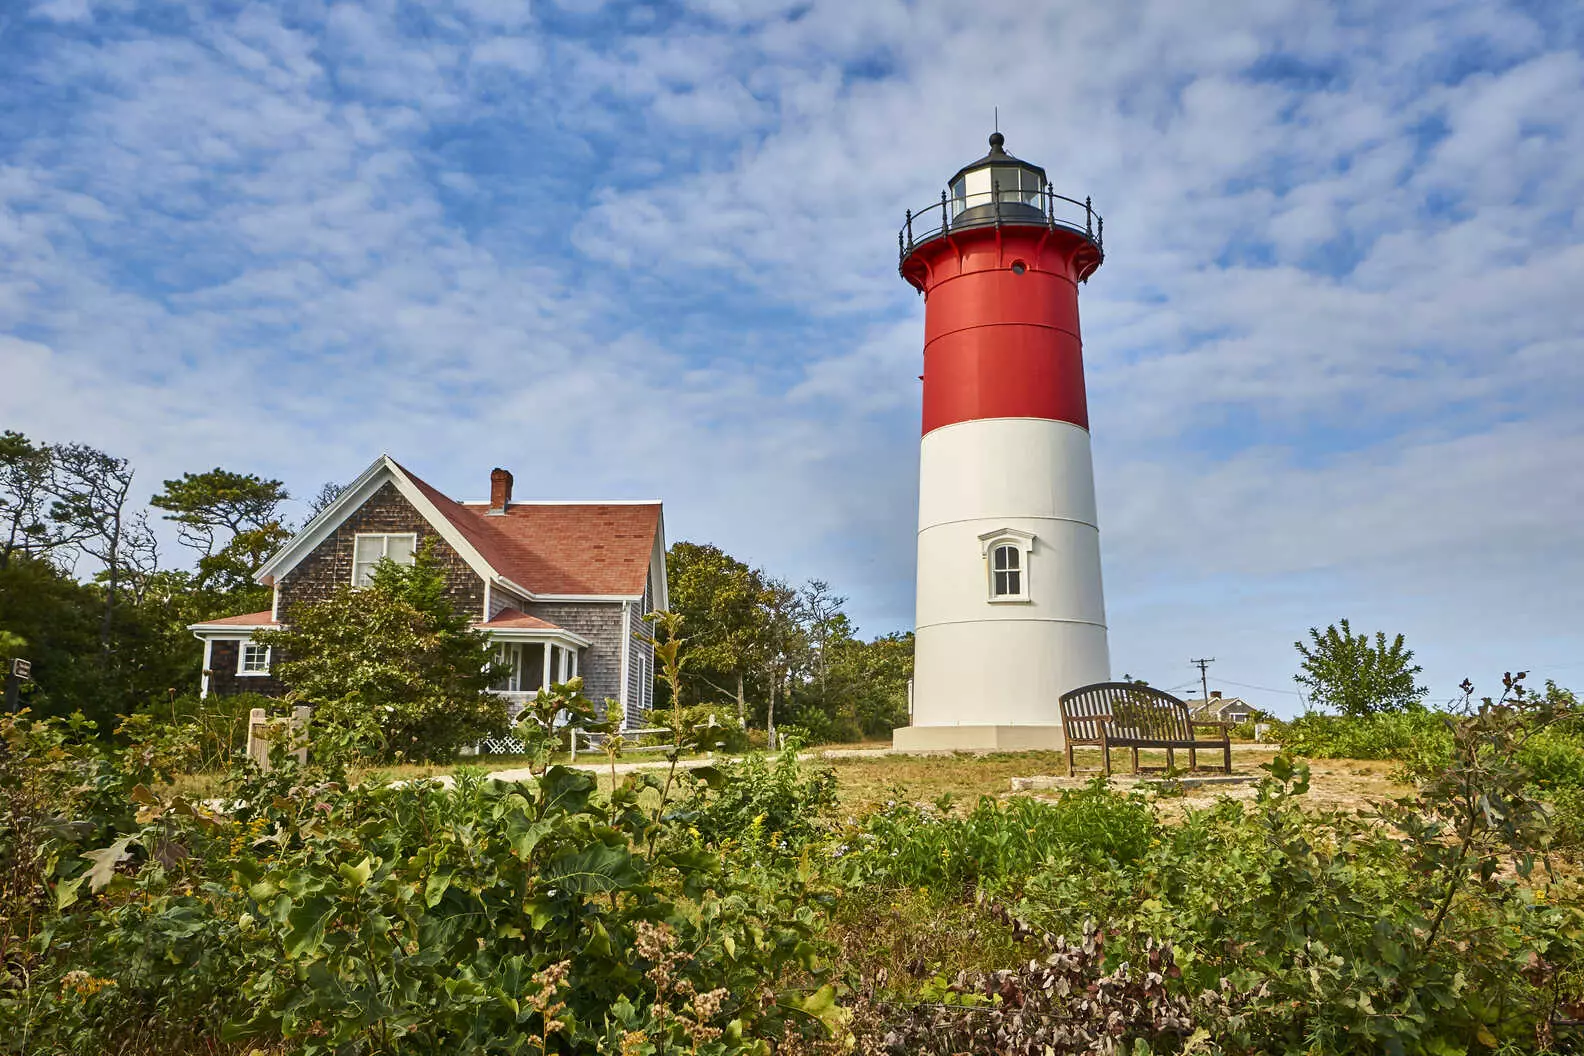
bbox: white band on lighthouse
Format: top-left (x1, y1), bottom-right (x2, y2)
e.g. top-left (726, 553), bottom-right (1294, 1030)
top-left (898, 416), bottom-right (1110, 750)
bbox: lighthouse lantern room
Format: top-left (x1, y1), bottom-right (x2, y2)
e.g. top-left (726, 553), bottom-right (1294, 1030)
top-left (894, 133), bottom-right (1110, 753)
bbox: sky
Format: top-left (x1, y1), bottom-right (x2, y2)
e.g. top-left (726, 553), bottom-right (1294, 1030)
top-left (1, 0), bottom-right (1582, 716)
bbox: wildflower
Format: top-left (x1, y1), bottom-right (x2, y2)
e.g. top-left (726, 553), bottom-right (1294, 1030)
top-left (59, 970), bottom-right (115, 997)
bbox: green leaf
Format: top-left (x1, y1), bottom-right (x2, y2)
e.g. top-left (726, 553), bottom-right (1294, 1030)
top-left (338, 856), bottom-right (373, 888)
top-left (584, 920), bottom-right (612, 958)
top-left (55, 875), bottom-right (84, 910)
top-left (690, 765), bottom-right (726, 790)
top-left (505, 815), bottom-right (553, 860)
top-left (787, 984), bottom-right (845, 1031)
top-left (423, 870), bottom-right (452, 908)
top-left (542, 845), bottom-right (640, 895)
top-left (524, 897), bottom-right (555, 930)
top-left (284, 896), bottom-right (336, 959)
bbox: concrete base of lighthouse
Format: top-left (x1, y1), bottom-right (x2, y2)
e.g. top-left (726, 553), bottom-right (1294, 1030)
top-left (892, 723), bottom-right (1067, 754)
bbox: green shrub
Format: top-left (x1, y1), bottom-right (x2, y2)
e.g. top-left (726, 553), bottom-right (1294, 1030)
top-left (675, 745), bottom-right (837, 855)
top-left (169, 690), bottom-right (269, 769)
top-left (1274, 706), bottom-right (1452, 768)
top-left (1, 713), bottom-right (842, 1055)
top-left (253, 546), bottom-right (510, 761)
top-left (1518, 726), bottom-right (1584, 790)
top-left (1015, 741), bottom-right (1584, 1053)
top-left (1512, 726), bottom-right (1584, 848)
top-left (672, 703), bottom-right (750, 754)
top-left (833, 783), bottom-right (1156, 897)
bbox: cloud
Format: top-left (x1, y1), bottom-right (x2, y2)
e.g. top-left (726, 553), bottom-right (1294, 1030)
top-left (2, 0), bottom-right (1582, 714)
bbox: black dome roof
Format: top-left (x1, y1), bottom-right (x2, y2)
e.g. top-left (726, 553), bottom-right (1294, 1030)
top-left (949, 131), bottom-right (1048, 187)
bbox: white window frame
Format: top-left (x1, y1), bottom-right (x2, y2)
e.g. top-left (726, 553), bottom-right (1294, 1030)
top-left (238, 641), bottom-right (272, 676)
top-left (978, 528), bottom-right (1035, 604)
top-left (351, 532), bottom-right (418, 587)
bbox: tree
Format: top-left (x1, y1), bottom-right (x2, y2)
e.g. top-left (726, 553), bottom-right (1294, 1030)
top-left (0, 432), bottom-right (84, 569)
top-left (1294, 618), bottom-right (1428, 717)
top-left (150, 468), bottom-right (291, 594)
top-left (799, 578), bottom-right (851, 708)
top-left (664, 542), bottom-right (770, 725)
top-left (757, 577), bottom-right (807, 748)
top-left (253, 543), bottom-right (508, 760)
top-left (0, 556), bottom-right (116, 726)
top-left (306, 481), bottom-right (345, 521)
top-left (48, 443), bottom-right (139, 669)
top-left (825, 631), bottom-right (913, 739)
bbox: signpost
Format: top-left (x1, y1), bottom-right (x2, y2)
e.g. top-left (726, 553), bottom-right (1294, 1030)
top-left (5, 657), bottom-right (31, 713)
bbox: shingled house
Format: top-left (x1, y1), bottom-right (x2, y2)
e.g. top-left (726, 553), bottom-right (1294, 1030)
top-left (187, 455), bottom-right (665, 731)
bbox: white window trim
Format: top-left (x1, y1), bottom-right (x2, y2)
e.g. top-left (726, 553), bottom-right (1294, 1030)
top-left (978, 528), bottom-right (1036, 604)
top-left (351, 532), bottom-right (418, 587)
top-left (237, 641), bottom-right (272, 676)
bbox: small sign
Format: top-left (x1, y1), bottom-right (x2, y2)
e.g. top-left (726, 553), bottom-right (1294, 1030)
top-left (11, 658), bottom-right (30, 681)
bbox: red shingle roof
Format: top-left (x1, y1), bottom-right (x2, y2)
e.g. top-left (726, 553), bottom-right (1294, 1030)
top-left (396, 462), bottom-right (660, 597)
top-left (476, 608), bottom-right (566, 632)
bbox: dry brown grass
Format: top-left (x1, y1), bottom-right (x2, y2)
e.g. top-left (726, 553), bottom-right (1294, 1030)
top-left (1134, 757), bottom-right (1411, 821)
top-left (167, 743), bottom-right (1410, 825)
top-left (814, 746), bottom-right (1292, 815)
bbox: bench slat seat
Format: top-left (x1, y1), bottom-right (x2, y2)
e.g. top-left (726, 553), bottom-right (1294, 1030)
top-left (1057, 682), bottom-right (1232, 777)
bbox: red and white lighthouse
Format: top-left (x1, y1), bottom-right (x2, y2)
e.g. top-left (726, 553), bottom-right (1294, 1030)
top-left (893, 132), bottom-right (1109, 752)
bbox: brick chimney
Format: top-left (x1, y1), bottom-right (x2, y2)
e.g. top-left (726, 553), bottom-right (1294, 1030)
top-left (489, 468), bottom-right (513, 514)
top-left (1210, 690), bottom-right (1222, 699)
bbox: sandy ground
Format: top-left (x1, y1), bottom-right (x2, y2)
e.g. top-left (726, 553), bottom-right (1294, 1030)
top-left (391, 743), bottom-right (1404, 820)
top-left (1014, 756), bottom-right (1410, 820)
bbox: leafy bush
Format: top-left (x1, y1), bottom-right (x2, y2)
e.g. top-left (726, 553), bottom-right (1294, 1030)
top-left (850, 909), bottom-right (1216, 1056)
top-left (1016, 732), bottom-right (1584, 1053)
top-left (676, 746), bottom-right (837, 855)
top-left (833, 784), bottom-right (1155, 897)
top-left (1294, 618), bottom-right (1427, 717)
top-left (254, 545), bottom-right (509, 761)
top-left (163, 689), bottom-right (271, 770)
top-left (672, 703), bottom-right (750, 754)
top-left (1274, 706), bottom-right (1452, 767)
top-left (1, 713), bottom-right (844, 1055)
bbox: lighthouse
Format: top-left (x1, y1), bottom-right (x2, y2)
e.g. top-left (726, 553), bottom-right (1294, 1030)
top-left (893, 132), bottom-right (1110, 752)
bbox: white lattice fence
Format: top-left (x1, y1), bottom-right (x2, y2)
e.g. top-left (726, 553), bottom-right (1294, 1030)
top-left (478, 702), bottom-right (528, 755)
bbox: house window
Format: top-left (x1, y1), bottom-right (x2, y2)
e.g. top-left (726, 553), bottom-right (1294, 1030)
top-left (352, 533), bottom-right (416, 587)
top-left (239, 642), bottom-right (271, 675)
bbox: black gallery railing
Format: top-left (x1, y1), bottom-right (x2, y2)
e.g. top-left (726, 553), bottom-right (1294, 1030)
top-left (899, 184), bottom-right (1104, 267)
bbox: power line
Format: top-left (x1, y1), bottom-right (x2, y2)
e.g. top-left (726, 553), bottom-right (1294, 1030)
top-left (1214, 676), bottom-right (1305, 698)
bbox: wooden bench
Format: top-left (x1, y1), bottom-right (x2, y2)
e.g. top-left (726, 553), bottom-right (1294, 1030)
top-left (1057, 682), bottom-right (1233, 777)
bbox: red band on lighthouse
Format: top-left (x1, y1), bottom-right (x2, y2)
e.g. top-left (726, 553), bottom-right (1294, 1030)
top-left (905, 225), bottom-right (1095, 435)
top-left (923, 323), bottom-right (1088, 432)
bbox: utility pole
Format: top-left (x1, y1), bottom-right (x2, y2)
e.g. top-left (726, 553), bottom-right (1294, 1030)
top-left (1190, 658), bottom-right (1214, 704)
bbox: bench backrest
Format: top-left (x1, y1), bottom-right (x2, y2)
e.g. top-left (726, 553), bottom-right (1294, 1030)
top-left (1058, 682), bottom-right (1193, 742)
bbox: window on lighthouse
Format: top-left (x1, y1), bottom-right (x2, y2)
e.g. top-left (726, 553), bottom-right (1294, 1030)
top-left (991, 544), bottom-right (1023, 599)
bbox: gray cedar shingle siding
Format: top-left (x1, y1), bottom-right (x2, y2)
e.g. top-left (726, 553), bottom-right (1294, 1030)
top-left (277, 481), bottom-right (484, 618)
top-left (627, 573), bottom-right (656, 723)
top-left (489, 585), bottom-right (524, 620)
top-left (523, 600), bottom-right (627, 714)
top-left (207, 639), bottom-right (287, 698)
